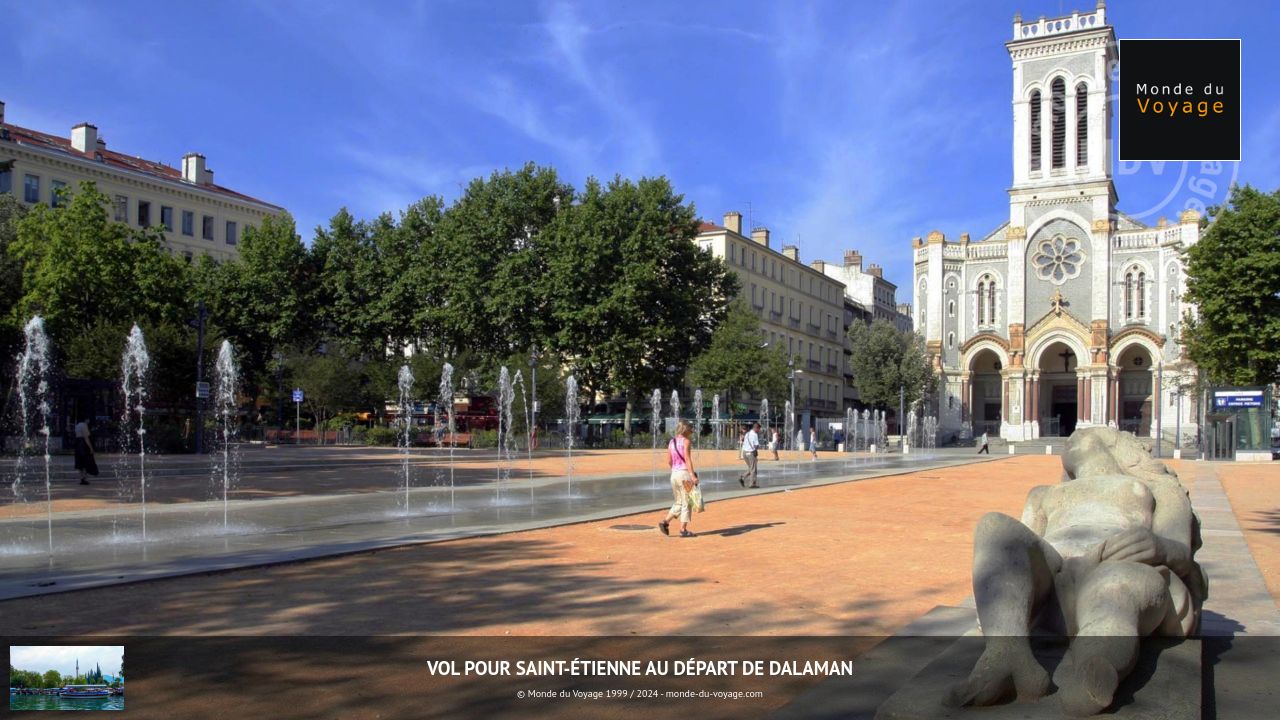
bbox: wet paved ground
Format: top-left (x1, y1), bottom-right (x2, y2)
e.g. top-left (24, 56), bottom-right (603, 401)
top-left (0, 448), bottom-right (993, 599)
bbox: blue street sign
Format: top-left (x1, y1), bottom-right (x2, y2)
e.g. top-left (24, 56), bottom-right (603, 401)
top-left (292, 388), bottom-right (304, 403)
top-left (1214, 390), bottom-right (1263, 408)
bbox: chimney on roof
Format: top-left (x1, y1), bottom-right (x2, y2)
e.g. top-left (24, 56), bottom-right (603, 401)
top-left (182, 152), bottom-right (210, 185)
top-left (70, 123), bottom-right (97, 153)
top-left (0, 100), bottom-right (5, 124)
top-left (95, 136), bottom-right (106, 152)
top-left (723, 211), bottom-right (742, 235)
top-left (782, 245), bottom-right (799, 262)
top-left (811, 259), bottom-right (826, 273)
top-left (867, 264), bottom-right (883, 278)
top-left (751, 227), bottom-right (770, 247)
top-left (843, 250), bottom-right (863, 270)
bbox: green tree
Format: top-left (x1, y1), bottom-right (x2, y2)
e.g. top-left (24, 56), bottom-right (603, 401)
top-left (196, 212), bottom-right (312, 400)
top-left (382, 198), bottom-right (445, 353)
top-left (847, 319), bottom-right (935, 410)
top-left (430, 163), bottom-right (572, 360)
top-left (311, 198), bottom-right (446, 358)
top-left (8, 182), bottom-right (190, 344)
top-left (545, 175), bottom-right (738, 429)
top-left (688, 300), bottom-right (789, 417)
top-left (0, 193), bottom-right (26, 363)
top-left (310, 208), bottom-right (381, 354)
top-left (288, 350), bottom-right (380, 436)
top-left (1183, 185), bottom-right (1280, 385)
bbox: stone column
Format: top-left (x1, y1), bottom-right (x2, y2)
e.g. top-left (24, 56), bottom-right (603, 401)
top-left (1029, 376), bottom-right (1039, 425)
top-left (1109, 371), bottom-right (1120, 426)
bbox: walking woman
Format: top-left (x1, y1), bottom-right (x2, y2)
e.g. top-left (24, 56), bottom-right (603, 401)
top-left (658, 420), bottom-right (699, 538)
top-left (73, 418), bottom-right (98, 485)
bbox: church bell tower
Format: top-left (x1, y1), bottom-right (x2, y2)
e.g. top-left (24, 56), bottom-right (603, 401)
top-left (1008, 1), bottom-right (1116, 195)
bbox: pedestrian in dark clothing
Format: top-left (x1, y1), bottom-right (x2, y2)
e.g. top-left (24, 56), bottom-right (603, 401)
top-left (74, 419), bottom-right (99, 484)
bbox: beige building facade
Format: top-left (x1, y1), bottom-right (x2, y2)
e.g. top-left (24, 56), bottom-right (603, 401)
top-left (816, 251), bottom-right (907, 329)
top-left (696, 212), bottom-right (847, 425)
top-left (0, 100), bottom-right (282, 262)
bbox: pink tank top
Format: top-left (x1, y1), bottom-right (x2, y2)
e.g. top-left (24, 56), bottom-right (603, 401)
top-left (669, 437), bottom-right (689, 470)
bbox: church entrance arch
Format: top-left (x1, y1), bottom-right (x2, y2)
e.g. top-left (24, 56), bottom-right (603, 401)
top-left (968, 349), bottom-right (1004, 438)
top-left (1035, 340), bottom-right (1080, 437)
top-left (1114, 344), bottom-right (1155, 436)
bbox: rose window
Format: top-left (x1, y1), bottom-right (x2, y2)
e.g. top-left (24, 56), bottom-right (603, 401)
top-left (1032, 235), bottom-right (1084, 284)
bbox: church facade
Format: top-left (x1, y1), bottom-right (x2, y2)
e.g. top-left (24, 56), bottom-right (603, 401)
top-left (912, 3), bottom-right (1199, 443)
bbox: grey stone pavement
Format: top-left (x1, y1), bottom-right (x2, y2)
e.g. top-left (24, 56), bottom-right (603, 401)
top-left (774, 460), bottom-right (1280, 719)
top-left (0, 448), bottom-right (1003, 600)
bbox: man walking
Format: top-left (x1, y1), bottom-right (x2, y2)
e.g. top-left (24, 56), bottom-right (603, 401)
top-left (978, 431), bottom-right (990, 454)
top-left (739, 421), bottom-right (761, 488)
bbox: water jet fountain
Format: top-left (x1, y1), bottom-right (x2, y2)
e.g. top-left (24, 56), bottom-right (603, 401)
top-left (649, 388), bottom-right (661, 489)
top-left (121, 325), bottom-right (151, 542)
top-left (397, 364), bottom-right (415, 512)
top-left (693, 389), bottom-right (703, 449)
top-left (565, 376), bottom-right (580, 497)
top-left (439, 363), bottom-right (455, 509)
top-left (213, 340), bottom-right (241, 531)
top-left (14, 317), bottom-right (53, 555)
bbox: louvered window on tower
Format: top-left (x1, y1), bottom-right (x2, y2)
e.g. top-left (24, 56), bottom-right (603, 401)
top-left (1051, 78), bottom-right (1066, 169)
top-left (1076, 83), bottom-right (1088, 166)
top-left (1029, 91), bottom-right (1042, 171)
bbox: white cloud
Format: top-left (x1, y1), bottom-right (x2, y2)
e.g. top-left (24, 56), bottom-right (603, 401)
top-left (10, 646), bottom-right (124, 678)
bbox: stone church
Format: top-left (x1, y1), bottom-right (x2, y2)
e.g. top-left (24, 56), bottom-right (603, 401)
top-left (912, 2), bottom-right (1198, 442)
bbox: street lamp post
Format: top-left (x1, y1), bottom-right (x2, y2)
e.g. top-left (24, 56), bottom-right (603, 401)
top-left (190, 300), bottom-right (209, 455)
top-left (1155, 362), bottom-right (1164, 458)
top-left (1175, 384), bottom-right (1183, 458)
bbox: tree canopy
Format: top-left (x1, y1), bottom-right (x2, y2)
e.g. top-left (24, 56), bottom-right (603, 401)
top-left (545, 175), bottom-right (737, 402)
top-left (0, 167), bottom-right (741, 433)
top-left (687, 299), bottom-right (788, 413)
top-left (7, 182), bottom-right (189, 340)
top-left (846, 319), bottom-right (934, 410)
top-left (1182, 184), bottom-right (1280, 386)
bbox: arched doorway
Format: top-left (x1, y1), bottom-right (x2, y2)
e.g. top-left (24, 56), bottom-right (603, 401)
top-left (969, 349), bottom-right (1003, 437)
top-left (1115, 345), bottom-right (1154, 435)
top-left (1037, 340), bottom-right (1079, 437)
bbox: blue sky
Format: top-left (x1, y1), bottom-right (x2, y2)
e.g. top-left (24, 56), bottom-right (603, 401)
top-left (2, 0), bottom-right (1277, 294)
top-left (10, 645), bottom-right (123, 677)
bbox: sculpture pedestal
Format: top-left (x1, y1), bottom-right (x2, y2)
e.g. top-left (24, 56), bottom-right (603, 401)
top-left (875, 635), bottom-right (1200, 720)
top-left (772, 606), bottom-right (1203, 720)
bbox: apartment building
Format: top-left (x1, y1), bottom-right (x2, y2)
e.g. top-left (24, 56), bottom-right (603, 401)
top-left (695, 212), bottom-right (847, 425)
top-left (0, 100), bottom-right (282, 262)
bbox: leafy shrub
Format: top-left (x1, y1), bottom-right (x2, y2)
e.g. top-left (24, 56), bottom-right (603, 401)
top-left (364, 426), bottom-right (399, 446)
top-left (469, 429), bottom-right (498, 448)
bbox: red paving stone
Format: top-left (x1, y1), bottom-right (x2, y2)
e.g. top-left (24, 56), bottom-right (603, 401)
top-left (1216, 461), bottom-right (1280, 609)
top-left (11, 455), bottom-right (1267, 719)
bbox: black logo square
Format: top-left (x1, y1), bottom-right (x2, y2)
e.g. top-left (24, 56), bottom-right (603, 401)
top-left (1119, 39), bottom-right (1240, 161)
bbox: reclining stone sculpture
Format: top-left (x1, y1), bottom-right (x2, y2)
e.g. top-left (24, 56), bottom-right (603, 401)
top-left (950, 427), bottom-right (1207, 716)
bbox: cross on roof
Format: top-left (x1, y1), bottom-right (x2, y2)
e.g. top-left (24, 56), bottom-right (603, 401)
top-left (1049, 289), bottom-right (1067, 315)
